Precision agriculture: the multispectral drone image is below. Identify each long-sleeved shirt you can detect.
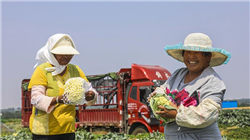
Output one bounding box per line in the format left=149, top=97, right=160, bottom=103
left=154, top=67, right=225, bottom=140
left=31, top=85, right=97, bottom=113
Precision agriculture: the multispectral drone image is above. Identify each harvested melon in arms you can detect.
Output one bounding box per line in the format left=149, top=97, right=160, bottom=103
left=63, top=77, right=92, bottom=105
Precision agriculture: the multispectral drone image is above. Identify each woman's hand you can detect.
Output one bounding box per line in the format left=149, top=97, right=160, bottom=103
left=56, top=91, right=95, bottom=104
left=50, top=95, right=64, bottom=105
left=85, top=91, right=95, bottom=101
left=156, top=105, right=177, bottom=119
left=57, top=95, right=64, bottom=103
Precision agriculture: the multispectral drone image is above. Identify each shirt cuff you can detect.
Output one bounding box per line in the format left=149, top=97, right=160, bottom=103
left=176, top=98, right=221, bottom=128
left=31, top=85, right=56, bottom=113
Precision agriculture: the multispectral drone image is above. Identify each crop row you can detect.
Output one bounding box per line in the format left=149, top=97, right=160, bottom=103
left=1, top=109, right=250, bottom=139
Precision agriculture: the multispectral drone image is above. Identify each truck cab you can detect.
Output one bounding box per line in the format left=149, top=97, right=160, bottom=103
left=124, top=64, right=170, bottom=134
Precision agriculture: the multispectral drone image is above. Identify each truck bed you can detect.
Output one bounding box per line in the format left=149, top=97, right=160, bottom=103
left=78, top=108, right=120, bottom=127
left=78, top=73, right=121, bottom=127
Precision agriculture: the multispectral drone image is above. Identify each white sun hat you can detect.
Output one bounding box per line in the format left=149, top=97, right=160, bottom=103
left=164, top=33, right=231, bottom=67
left=50, top=35, right=80, bottom=55
left=34, top=33, right=80, bottom=75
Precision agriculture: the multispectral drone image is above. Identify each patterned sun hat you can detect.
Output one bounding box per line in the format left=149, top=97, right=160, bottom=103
left=164, top=33, right=231, bottom=67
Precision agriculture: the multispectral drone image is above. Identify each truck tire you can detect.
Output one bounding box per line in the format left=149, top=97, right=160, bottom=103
left=131, top=126, right=148, bottom=135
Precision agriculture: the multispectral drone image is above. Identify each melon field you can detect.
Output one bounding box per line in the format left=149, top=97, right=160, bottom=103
left=1, top=108, right=250, bottom=140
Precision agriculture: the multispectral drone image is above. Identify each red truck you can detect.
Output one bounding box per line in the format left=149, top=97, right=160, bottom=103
left=21, top=63, right=171, bottom=134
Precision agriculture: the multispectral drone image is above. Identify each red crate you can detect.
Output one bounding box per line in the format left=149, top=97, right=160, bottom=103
left=21, top=79, right=32, bottom=127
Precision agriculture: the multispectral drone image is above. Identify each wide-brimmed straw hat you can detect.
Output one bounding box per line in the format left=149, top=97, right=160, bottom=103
left=50, top=35, right=80, bottom=55
left=164, top=33, right=231, bottom=67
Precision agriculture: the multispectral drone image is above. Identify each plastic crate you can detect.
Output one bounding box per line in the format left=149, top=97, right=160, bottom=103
left=21, top=79, right=32, bottom=127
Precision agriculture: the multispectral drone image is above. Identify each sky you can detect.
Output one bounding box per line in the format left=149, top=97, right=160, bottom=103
left=0, top=1, right=249, bottom=109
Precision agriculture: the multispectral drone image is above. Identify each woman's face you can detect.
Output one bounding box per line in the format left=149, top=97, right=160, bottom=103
left=54, top=54, right=73, bottom=65
left=183, top=51, right=211, bottom=74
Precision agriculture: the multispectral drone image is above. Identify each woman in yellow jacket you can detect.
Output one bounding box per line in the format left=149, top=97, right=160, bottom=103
left=28, top=33, right=97, bottom=140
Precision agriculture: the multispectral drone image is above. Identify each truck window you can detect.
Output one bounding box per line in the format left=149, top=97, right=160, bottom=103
left=130, top=86, right=137, bottom=100
left=125, top=83, right=132, bottom=99
left=139, top=86, right=151, bottom=104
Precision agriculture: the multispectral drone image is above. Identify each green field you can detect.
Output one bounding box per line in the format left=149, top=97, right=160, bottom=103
left=1, top=108, right=250, bottom=140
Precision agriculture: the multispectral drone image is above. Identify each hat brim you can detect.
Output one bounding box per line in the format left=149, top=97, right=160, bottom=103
left=50, top=46, right=80, bottom=55
left=164, top=43, right=231, bottom=67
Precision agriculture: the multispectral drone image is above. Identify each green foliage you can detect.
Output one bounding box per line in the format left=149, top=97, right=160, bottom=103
left=220, top=126, right=250, bottom=140
left=238, top=103, right=250, bottom=107
left=1, top=109, right=21, bottom=119
left=75, top=129, right=95, bottom=140
left=1, top=109, right=250, bottom=139
left=218, top=109, right=250, bottom=127
left=1, top=128, right=31, bottom=140
left=1, top=118, right=20, bottom=124
left=97, top=132, right=129, bottom=140
left=130, top=131, right=164, bottom=140
left=22, top=82, right=29, bottom=92
left=1, top=118, right=23, bottom=136
left=0, top=128, right=163, bottom=140
left=94, top=131, right=164, bottom=140
left=235, top=98, right=250, bottom=107
left=225, top=127, right=250, bottom=139
left=0, top=126, right=249, bottom=140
